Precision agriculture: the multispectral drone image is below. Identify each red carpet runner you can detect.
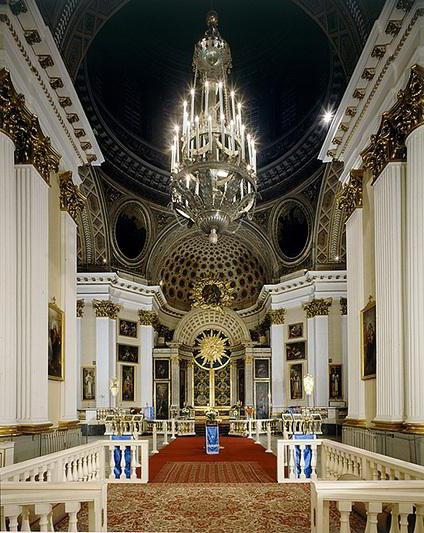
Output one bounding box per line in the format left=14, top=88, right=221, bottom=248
left=149, top=436, right=277, bottom=482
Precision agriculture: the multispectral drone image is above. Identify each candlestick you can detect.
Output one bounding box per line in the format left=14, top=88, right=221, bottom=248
left=195, top=115, right=200, bottom=151
left=190, top=88, right=195, bottom=124
left=208, top=114, right=213, bottom=150
left=218, top=81, right=224, bottom=119
left=241, top=124, right=245, bottom=160
left=231, top=90, right=236, bottom=122
left=220, top=113, right=225, bottom=151
left=205, top=80, right=209, bottom=118
left=230, top=119, right=235, bottom=154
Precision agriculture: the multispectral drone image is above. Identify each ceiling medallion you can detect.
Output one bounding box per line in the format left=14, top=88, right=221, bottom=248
left=191, top=275, right=234, bottom=311
left=193, top=330, right=230, bottom=370
left=169, top=11, right=257, bottom=244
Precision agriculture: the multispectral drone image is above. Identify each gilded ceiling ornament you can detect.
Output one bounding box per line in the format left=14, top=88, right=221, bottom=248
left=340, top=297, right=347, bottom=316
left=76, top=299, right=85, bottom=318
left=138, top=310, right=158, bottom=326
left=191, top=275, right=234, bottom=312
left=268, top=309, right=286, bottom=325
left=303, top=298, right=333, bottom=319
left=59, top=171, right=86, bottom=223
left=198, top=334, right=227, bottom=367
left=361, top=64, right=424, bottom=181
left=0, top=68, right=60, bottom=183
left=336, top=170, right=363, bottom=220
left=93, top=299, right=121, bottom=319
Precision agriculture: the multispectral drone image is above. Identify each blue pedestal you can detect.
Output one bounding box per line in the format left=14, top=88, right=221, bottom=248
left=205, top=424, right=219, bottom=454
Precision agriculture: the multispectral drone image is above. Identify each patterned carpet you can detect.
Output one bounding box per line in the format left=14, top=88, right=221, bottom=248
left=152, top=461, right=275, bottom=483
left=57, top=483, right=367, bottom=532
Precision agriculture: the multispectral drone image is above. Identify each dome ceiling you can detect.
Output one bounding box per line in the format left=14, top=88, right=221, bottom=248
left=74, top=0, right=349, bottom=203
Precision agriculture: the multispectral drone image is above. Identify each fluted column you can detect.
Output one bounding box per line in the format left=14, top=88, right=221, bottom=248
left=340, top=298, right=348, bottom=402
left=244, top=345, right=254, bottom=406
left=345, top=209, right=367, bottom=425
left=16, top=165, right=51, bottom=429
left=138, top=310, right=155, bottom=409
left=187, top=360, right=194, bottom=406
left=404, top=125, right=424, bottom=432
left=269, top=309, right=286, bottom=414
left=304, top=299, right=332, bottom=407
left=0, top=133, right=17, bottom=434
left=76, top=300, right=84, bottom=410
left=373, top=162, right=405, bottom=428
left=93, top=300, right=120, bottom=408
left=170, top=349, right=180, bottom=408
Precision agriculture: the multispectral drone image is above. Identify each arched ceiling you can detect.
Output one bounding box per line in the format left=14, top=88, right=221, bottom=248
left=37, top=0, right=384, bottom=204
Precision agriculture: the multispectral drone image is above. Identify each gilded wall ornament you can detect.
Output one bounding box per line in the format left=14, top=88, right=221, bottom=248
left=0, top=68, right=60, bottom=183
left=340, top=297, right=348, bottom=316
left=268, top=309, right=286, bottom=325
left=76, top=299, right=85, bottom=318
left=138, top=310, right=158, bottom=326
left=336, top=170, right=363, bottom=220
left=191, top=275, right=234, bottom=311
left=361, top=64, right=424, bottom=181
left=93, top=299, right=121, bottom=319
left=59, top=171, right=85, bottom=222
left=303, top=298, right=333, bottom=318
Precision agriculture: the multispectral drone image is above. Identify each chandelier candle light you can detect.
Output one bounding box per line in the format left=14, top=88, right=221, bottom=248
left=170, top=11, right=257, bottom=244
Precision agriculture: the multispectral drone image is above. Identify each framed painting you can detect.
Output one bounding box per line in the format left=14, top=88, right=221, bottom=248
left=119, top=318, right=137, bottom=338
left=155, top=381, right=170, bottom=420
left=48, top=301, right=64, bottom=381
left=329, top=364, right=342, bottom=400
left=286, top=340, right=306, bottom=361
left=288, top=322, right=303, bottom=339
left=289, top=363, right=304, bottom=401
left=117, top=344, right=139, bottom=364
left=255, top=381, right=270, bottom=419
left=82, top=367, right=96, bottom=401
left=361, top=298, right=376, bottom=380
left=254, top=358, right=270, bottom=379
left=121, top=365, right=135, bottom=402
left=154, top=359, right=170, bottom=380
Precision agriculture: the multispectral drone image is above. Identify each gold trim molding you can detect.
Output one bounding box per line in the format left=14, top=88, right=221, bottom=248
left=269, top=309, right=286, bottom=325
left=58, top=420, right=80, bottom=429
left=59, top=171, right=85, bottom=222
left=372, top=420, right=404, bottom=431
left=0, top=68, right=61, bottom=183
left=343, top=418, right=368, bottom=428
left=18, top=423, right=53, bottom=434
left=0, top=425, right=19, bottom=436
left=93, top=299, right=121, bottom=319
left=303, top=298, right=333, bottom=318
left=361, top=64, right=424, bottom=181
left=336, top=170, right=363, bottom=220
left=403, top=422, right=424, bottom=435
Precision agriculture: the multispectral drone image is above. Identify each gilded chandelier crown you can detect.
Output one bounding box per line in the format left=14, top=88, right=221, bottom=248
left=169, top=11, right=257, bottom=243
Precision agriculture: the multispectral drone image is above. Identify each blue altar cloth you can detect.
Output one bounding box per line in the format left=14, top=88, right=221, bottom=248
left=294, top=434, right=316, bottom=478
left=205, top=424, right=220, bottom=454
left=111, top=435, right=132, bottom=479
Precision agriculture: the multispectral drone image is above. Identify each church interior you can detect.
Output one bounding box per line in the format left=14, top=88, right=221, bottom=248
left=1, top=0, right=424, bottom=531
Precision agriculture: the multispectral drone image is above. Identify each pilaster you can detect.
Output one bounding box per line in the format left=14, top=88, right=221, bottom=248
left=76, top=300, right=84, bottom=411
left=170, top=350, right=180, bottom=408
left=270, top=308, right=285, bottom=414
left=138, top=310, right=155, bottom=409
left=187, top=360, right=194, bottom=406
left=244, top=346, right=254, bottom=406
left=340, top=299, right=348, bottom=402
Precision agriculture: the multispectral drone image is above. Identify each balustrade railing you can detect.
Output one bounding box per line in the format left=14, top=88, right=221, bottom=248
left=311, top=480, right=424, bottom=533
left=0, top=482, right=107, bottom=532
left=229, top=418, right=278, bottom=437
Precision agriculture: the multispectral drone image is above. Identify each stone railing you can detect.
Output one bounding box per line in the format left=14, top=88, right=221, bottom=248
left=311, top=480, right=424, bottom=532
left=0, top=442, right=15, bottom=467
left=0, top=481, right=106, bottom=532
left=281, top=412, right=323, bottom=436
left=277, top=438, right=424, bottom=484
left=40, top=427, right=83, bottom=455
left=0, top=440, right=149, bottom=484
left=143, top=419, right=195, bottom=437
left=229, top=419, right=278, bottom=437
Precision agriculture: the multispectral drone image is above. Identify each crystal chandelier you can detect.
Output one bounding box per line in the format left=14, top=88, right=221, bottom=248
left=170, top=11, right=257, bottom=244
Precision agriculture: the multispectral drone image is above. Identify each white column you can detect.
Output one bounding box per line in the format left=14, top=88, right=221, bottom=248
left=373, top=162, right=405, bottom=427
left=59, top=211, right=78, bottom=424
left=0, top=133, right=17, bottom=432
left=171, top=353, right=180, bottom=408
left=345, top=209, right=367, bottom=424
left=307, top=316, right=329, bottom=407
left=341, top=305, right=348, bottom=402
left=76, top=308, right=83, bottom=410
left=404, top=126, right=424, bottom=431
left=95, top=317, right=117, bottom=408
left=270, top=323, right=285, bottom=414
left=15, top=165, right=50, bottom=427
left=187, top=360, right=194, bottom=406
left=139, top=325, right=154, bottom=408
left=244, top=347, right=254, bottom=406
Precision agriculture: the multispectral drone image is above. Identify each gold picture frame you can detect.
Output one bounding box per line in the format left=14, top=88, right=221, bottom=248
left=361, top=297, right=376, bottom=380
left=48, top=300, right=64, bottom=381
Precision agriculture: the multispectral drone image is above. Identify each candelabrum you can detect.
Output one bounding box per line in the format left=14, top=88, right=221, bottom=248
left=169, top=11, right=257, bottom=243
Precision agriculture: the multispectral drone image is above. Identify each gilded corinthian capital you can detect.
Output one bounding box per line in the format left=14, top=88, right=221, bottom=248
left=336, top=170, right=363, bottom=220
left=138, top=310, right=158, bottom=326
left=93, top=299, right=121, bottom=319
left=268, top=309, right=286, bottom=325
left=59, top=171, right=86, bottom=222
left=76, top=299, right=85, bottom=318
left=303, top=298, right=333, bottom=319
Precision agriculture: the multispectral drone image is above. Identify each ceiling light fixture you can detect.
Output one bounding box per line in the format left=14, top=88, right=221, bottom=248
left=323, top=110, right=334, bottom=124
left=169, top=11, right=257, bottom=243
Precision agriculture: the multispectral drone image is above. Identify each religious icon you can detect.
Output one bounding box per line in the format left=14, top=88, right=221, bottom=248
left=329, top=364, right=342, bottom=400
left=154, top=359, right=170, bottom=380
left=254, top=358, right=270, bottom=379
left=48, top=301, right=64, bottom=381
left=121, top=365, right=135, bottom=402
left=117, top=344, right=139, bottom=364
left=155, top=382, right=169, bottom=420
left=361, top=298, right=376, bottom=379
left=82, top=367, right=95, bottom=401
left=288, top=322, right=303, bottom=339
left=255, top=381, right=270, bottom=419
left=119, top=319, right=137, bottom=338
left=289, top=363, right=303, bottom=401
left=286, top=341, right=306, bottom=361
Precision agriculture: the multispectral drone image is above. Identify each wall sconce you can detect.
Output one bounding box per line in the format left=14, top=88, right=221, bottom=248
left=110, top=378, right=119, bottom=398
left=303, top=373, right=314, bottom=407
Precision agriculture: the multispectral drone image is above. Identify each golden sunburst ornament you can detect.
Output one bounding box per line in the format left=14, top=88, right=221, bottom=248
left=198, top=333, right=227, bottom=366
